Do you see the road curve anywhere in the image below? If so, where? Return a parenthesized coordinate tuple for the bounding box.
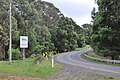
(56, 48, 120, 76)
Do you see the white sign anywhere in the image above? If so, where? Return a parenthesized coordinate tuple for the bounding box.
(20, 36, 28, 48)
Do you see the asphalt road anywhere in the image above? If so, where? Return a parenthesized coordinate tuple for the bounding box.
(55, 48, 120, 79)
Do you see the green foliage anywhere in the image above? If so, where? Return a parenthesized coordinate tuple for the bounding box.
(91, 0, 120, 59)
(7, 48, 21, 60)
(0, 0, 84, 60)
(32, 45, 45, 55)
(54, 17, 79, 52)
(82, 24, 91, 45)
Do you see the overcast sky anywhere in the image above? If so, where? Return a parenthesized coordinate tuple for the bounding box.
(42, 0, 97, 26)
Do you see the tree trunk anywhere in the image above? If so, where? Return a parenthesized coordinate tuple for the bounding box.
(0, 42, 2, 60)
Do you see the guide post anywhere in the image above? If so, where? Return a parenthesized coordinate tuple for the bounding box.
(52, 55, 54, 68)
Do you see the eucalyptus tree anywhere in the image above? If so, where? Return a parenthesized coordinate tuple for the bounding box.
(55, 17, 78, 52)
(0, 0, 85, 60)
(91, 0, 120, 59)
(0, 0, 20, 60)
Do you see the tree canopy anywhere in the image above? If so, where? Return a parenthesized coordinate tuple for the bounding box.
(0, 0, 84, 60)
(91, 0, 120, 59)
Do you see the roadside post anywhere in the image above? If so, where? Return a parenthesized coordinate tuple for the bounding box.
(52, 54, 54, 68)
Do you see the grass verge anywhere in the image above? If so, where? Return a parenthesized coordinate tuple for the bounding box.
(81, 53, 120, 66)
(0, 59, 62, 79)
(86, 51, 111, 59)
(75, 45, 90, 51)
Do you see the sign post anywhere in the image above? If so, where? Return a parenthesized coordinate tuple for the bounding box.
(20, 36, 28, 60)
(22, 48, 25, 60)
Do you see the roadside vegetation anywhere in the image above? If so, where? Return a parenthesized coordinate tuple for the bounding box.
(75, 45, 90, 51)
(0, 0, 120, 79)
(91, 0, 120, 60)
(81, 51, 120, 66)
(79, 0, 120, 64)
(85, 50, 112, 59)
(0, 58, 62, 79)
(0, 0, 85, 62)
(0, 0, 83, 79)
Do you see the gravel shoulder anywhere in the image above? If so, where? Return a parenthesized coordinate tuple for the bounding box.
(52, 63, 119, 80)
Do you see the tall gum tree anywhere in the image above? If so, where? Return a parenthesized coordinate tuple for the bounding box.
(91, 0, 120, 59)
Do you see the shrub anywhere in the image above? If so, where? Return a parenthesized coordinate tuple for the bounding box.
(7, 48, 21, 60)
(32, 45, 45, 55)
